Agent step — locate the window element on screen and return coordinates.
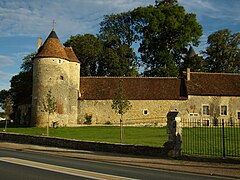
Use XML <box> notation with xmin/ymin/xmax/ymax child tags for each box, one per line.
<box><xmin>143</xmin><ymin>109</ymin><xmax>149</xmax><ymax>115</ymax></box>
<box><xmin>189</xmin><ymin>113</ymin><xmax>199</xmax><ymax>117</ymax></box>
<box><xmin>220</xmin><ymin>105</ymin><xmax>227</xmax><ymax>116</ymax></box>
<box><xmin>58</xmin><ymin>59</ymin><xmax>62</xmax><ymax>64</ymax></box>
<box><xmin>202</xmin><ymin>105</ymin><xmax>210</xmax><ymax>115</ymax></box>
<box><xmin>237</xmin><ymin>111</ymin><xmax>240</xmax><ymax>120</ymax></box>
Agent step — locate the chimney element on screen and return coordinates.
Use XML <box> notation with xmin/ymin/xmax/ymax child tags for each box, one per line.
<box><xmin>37</xmin><ymin>38</ymin><xmax>42</xmax><ymax>50</ymax></box>
<box><xmin>187</xmin><ymin>68</ymin><xmax>190</xmax><ymax>81</ymax></box>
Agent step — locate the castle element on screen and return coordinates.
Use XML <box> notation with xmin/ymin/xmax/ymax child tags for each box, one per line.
<box><xmin>30</xmin><ymin>30</ymin><xmax>240</xmax><ymax>127</ymax></box>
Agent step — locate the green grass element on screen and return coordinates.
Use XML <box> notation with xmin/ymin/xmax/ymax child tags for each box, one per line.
<box><xmin>0</xmin><ymin>125</ymin><xmax>167</xmax><ymax>147</ymax></box>
<box><xmin>183</xmin><ymin>127</ymin><xmax>240</xmax><ymax>157</ymax></box>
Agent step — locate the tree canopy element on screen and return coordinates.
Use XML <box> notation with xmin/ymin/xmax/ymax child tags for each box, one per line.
<box><xmin>132</xmin><ymin>1</ymin><xmax>202</xmax><ymax>76</ymax></box>
<box><xmin>203</xmin><ymin>29</ymin><xmax>240</xmax><ymax>73</ymax></box>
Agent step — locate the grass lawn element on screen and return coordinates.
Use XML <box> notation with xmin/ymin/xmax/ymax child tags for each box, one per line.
<box><xmin>183</xmin><ymin>127</ymin><xmax>240</xmax><ymax>157</ymax></box>
<box><xmin>0</xmin><ymin>124</ymin><xmax>168</xmax><ymax>147</ymax></box>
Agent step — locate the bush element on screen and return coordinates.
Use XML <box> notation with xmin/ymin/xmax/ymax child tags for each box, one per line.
<box><xmin>105</xmin><ymin>121</ymin><xmax>112</xmax><ymax>125</ymax></box>
<box><xmin>84</xmin><ymin>114</ymin><xmax>92</xmax><ymax>125</ymax></box>
<box><xmin>213</xmin><ymin>117</ymin><xmax>218</xmax><ymax>126</ymax></box>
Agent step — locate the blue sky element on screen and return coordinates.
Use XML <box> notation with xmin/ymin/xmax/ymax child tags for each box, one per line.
<box><xmin>0</xmin><ymin>0</ymin><xmax>240</xmax><ymax>91</ymax></box>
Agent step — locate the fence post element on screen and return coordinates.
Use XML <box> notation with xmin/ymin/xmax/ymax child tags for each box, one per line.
<box><xmin>222</xmin><ymin>119</ymin><xmax>226</xmax><ymax>158</ymax></box>
<box><xmin>164</xmin><ymin>111</ymin><xmax>182</xmax><ymax>158</ymax></box>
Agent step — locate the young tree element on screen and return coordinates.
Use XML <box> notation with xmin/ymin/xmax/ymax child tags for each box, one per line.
<box><xmin>42</xmin><ymin>90</ymin><xmax>57</xmax><ymax>136</ymax></box>
<box><xmin>2</xmin><ymin>96</ymin><xmax>13</xmax><ymax>131</ymax></box>
<box><xmin>112</xmin><ymin>82</ymin><xmax>132</xmax><ymax>143</ymax></box>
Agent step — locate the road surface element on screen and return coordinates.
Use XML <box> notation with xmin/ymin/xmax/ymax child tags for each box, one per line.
<box><xmin>0</xmin><ymin>148</ymin><xmax>235</xmax><ymax>180</ymax></box>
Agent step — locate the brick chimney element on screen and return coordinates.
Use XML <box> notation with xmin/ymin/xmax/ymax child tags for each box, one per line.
<box><xmin>37</xmin><ymin>38</ymin><xmax>42</xmax><ymax>49</ymax></box>
<box><xmin>187</xmin><ymin>68</ymin><xmax>190</xmax><ymax>81</ymax></box>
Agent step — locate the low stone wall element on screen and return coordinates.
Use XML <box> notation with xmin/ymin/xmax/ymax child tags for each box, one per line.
<box><xmin>0</xmin><ymin>132</ymin><xmax>166</xmax><ymax>157</ymax></box>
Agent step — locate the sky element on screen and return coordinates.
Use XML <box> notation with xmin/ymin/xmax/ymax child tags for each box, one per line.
<box><xmin>0</xmin><ymin>0</ymin><xmax>240</xmax><ymax>92</ymax></box>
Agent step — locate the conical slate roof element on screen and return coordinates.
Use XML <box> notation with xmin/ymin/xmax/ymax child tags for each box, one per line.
<box><xmin>36</xmin><ymin>30</ymin><xmax>70</xmax><ymax>61</ymax></box>
<box><xmin>188</xmin><ymin>46</ymin><xmax>196</xmax><ymax>57</ymax></box>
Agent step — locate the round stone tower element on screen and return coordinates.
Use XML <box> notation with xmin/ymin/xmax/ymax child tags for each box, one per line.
<box><xmin>31</xmin><ymin>30</ymin><xmax>80</xmax><ymax>127</ymax></box>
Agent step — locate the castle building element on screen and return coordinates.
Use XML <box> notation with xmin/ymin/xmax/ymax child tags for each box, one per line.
<box><xmin>30</xmin><ymin>30</ymin><xmax>240</xmax><ymax>127</ymax></box>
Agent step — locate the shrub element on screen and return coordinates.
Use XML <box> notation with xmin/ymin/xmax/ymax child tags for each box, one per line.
<box><xmin>105</xmin><ymin>121</ymin><xmax>112</xmax><ymax>125</ymax></box>
<box><xmin>84</xmin><ymin>114</ymin><xmax>92</xmax><ymax>125</ymax></box>
<box><xmin>213</xmin><ymin>117</ymin><xmax>218</xmax><ymax>126</ymax></box>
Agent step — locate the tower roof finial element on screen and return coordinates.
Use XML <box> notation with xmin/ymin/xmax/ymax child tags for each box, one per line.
<box><xmin>52</xmin><ymin>19</ymin><xmax>56</xmax><ymax>30</ymax></box>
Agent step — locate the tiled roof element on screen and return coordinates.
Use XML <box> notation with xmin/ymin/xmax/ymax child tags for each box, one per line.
<box><xmin>36</xmin><ymin>30</ymin><xmax>69</xmax><ymax>60</ymax></box>
<box><xmin>80</xmin><ymin>77</ymin><xmax>187</xmax><ymax>100</ymax></box>
<box><xmin>64</xmin><ymin>47</ymin><xmax>80</xmax><ymax>63</ymax></box>
<box><xmin>187</xmin><ymin>72</ymin><xmax>240</xmax><ymax>96</ymax></box>
<box><xmin>36</xmin><ymin>30</ymin><xmax>79</xmax><ymax>63</ymax></box>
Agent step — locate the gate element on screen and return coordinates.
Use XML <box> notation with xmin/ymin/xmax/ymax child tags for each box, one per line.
<box><xmin>182</xmin><ymin>119</ymin><xmax>240</xmax><ymax>158</ymax></box>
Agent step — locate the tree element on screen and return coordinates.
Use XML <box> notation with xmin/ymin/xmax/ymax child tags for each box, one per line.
<box><xmin>182</xmin><ymin>46</ymin><xmax>206</xmax><ymax>72</ymax></box>
<box><xmin>112</xmin><ymin>82</ymin><xmax>132</xmax><ymax>143</ymax></box>
<box><xmin>42</xmin><ymin>90</ymin><xmax>57</xmax><ymax>136</ymax></box>
<box><xmin>0</xmin><ymin>90</ymin><xmax>11</xmax><ymax>108</ymax></box>
<box><xmin>2</xmin><ymin>96</ymin><xmax>13</xmax><ymax>131</ymax></box>
<box><xmin>7</xmin><ymin>52</ymin><xmax>35</xmax><ymax>123</ymax></box>
<box><xmin>203</xmin><ymin>29</ymin><xmax>240</xmax><ymax>73</ymax></box>
<box><xmin>98</xmin><ymin>12</ymin><xmax>139</xmax><ymax>76</ymax></box>
<box><xmin>131</xmin><ymin>1</ymin><xmax>202</xmax><ymax>76</ymax></box>
<box><xmin>64</xmin><ymin>34</ymin><xmax>103</xmax><ymax>76</ymax></box>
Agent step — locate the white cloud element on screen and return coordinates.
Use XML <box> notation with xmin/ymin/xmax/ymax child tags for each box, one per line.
<box><xmin>0</xmin><ymin>0</ymin><xmax>155</xmax><ymax>37</ymax></box>
<box><xmin>0</xmin><ymin>55</ymin><xmax>15</xmax><ymax>68</ymax></box>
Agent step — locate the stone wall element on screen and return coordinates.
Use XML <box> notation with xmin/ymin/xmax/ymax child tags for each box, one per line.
<box><xmin>183</xmin><ymin>96</ymin><xmax>240</xmax><ymax>125</ymax></box>
<box><xmin>78</xmin><ymin>99</ymin><xmax>187</xmax><ymax>126</ymax></box>
<box><xmin>0</xmin><ymin>132</ymin><xmax>166</xmax><ymax>157</ymax></box>
<box><xmin>32</xmin><ymin>57</ymin><xmax>80</xmax><ymax>127</ymax></box>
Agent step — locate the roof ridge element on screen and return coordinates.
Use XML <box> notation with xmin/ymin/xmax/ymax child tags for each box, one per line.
<box><xmin>80</xmin><ymin>76</ymin><xmax>179</xmax><ymax>79</ymax></box>
<box><xmin>191</xmin><ymin>72</ymin><xmax>240</xmax><ymax>76</ymax></box>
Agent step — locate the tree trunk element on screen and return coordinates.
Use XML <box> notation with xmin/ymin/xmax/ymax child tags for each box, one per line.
<box><xmin>4</xmin><ymin>118</ymin><xmax>8</xmax><ymax>132</ymax></box>
<box><xmin>46</xmin><ymin>113</ymin><xmax>50</xmax><ymax>136</ymax></box>
<box><xmin>120</xmin><ymin>115</ymin><xmax>124</xmax><ymax>143</ymax></box>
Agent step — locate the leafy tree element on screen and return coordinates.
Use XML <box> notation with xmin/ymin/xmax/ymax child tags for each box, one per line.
<box><xmin>131</xmin><ymin>1</ymin><xmax>202</xmax><ymax>76</ymax></box>
<box><xmin>0</xmin><ymin>89</ymin><xmax>11</xmax><ymax>108</ymax></box>
<box><xmin>98</xmin><ymin>46</ymin><xmax>138</xmax><ymax>76</ymax></box>
<box><xmin>112</xmin><ymin>82</ymin><xmax>132</xmax><ymax>142</ymax></box>
<box><xmin>64</xmin><ymin>34</ymin><xmax>103</xmax><ymax>76</ymax></box>
<box><xmin>42</xmin><ymin>89</ymin><xmax>57</xmax><ymax>136</ymax></box>
<box><xmin>99</xmin><ymin>12</ymin><xmax>139</xmax><ymax>76</ymax></box>
<box><xmin>182</xmin><ymin>46</ymin><xmax>206</xmax><ymax>72</ymax></box>
<box><xmin>2</xmin><ymin>95</ymin><xmax>13</xmax><ymax>131</ymax></box>
<box><xmin>203</xmin><ymin>29</ymin><xmax>240</xmax><ymax>73</ymax></box>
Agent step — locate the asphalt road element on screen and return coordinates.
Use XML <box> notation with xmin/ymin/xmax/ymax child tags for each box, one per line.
<box><xmin>0</xmin><ymin>148</ymin><xmax>234</xmax><ymax>180</ymax></box>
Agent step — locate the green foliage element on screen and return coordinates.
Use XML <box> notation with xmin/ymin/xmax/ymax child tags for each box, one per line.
<box><xmin>98</xmin><ymin>12</ymin><xmax>139</xmax><ymax>76</ymax></box>
<box><xmin>182</xmin><ymin>47</ymin><xmax>207</xmax><ymax>72</ymax></box>
<box><xmin>203</xmin><ymin>29</ymin><xmax>240</xmax><ymax>73</ymax></box>
<box><xmin>84</xmin><ymin>114</ymin><xmax>92</xmax><ymax>125</ymax></box>
<box><xmin>131</xmin><ymin>2</ymin><xmax>202</xmax><ymax>76</ymax></box>
<box><xmin>64</xmin><ymin>34</ymin><xmax>103</xmax><ymax>76</ymax></box>
<box><xmin>42</xmin><ymin>90</ymin><xmax>57</xmax><ymax>115</ymax></box>
<box><xmin>2</xmin><ymin>95</ymin><xmax>13</xmax><ymax>120</ymax></box>
<box><xmin>112</xmin><ymin>83</ymin><xmax>132</xmax><ymax>116</ymax></box>
<box><xmin>2</xmin><ymin>95</ymin><xmax>14</xmax><ymax>131</ymax></box>
<box><xmin>20</xmin><ymin>53</ymin><xmax>36</xmax><ymax>73</ymax></box>
<box><xmin>0</xmin><ymin>89</ymin><xmax>11</xmax><ymax>108</ymax></box>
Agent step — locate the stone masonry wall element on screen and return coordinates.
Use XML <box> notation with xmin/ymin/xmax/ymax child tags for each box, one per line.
<box><xmin>182</xmin><ymin>95</ymin><xmax>240</xmax><ymax>125</ymax></box>
<box><xmin>78</xmin><ymin>99</ymin><xmax>187</xmax><ymax>126</ymax></box>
